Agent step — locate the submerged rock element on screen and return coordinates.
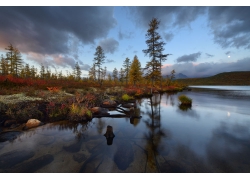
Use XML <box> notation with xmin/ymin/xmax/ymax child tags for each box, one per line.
<box><xmin>159</xmin><ymin>160</ymin><xmax>186</xmax><ymax>173</ymax></box>
<box><xmin>4</xmin><ymin>154</ymin><xmax>54</xmax><ymax>173</ymax></box>
<box><xmin>63</xmin><ymin>139</ymin><xmax>82</xmax><ymax>153</ymax></box>
<box><xmin>0</xmin><ymin>131</ymin><xmax>23</xmax><ymax>142</ymax></box>
<box><xmin>73</xmin><ymin>153</ymin><xmax>87</xmax><ymax>163</ymax></box>
<box><xmin>114</xmin><ymin>140</ymin><xmax>134</xmax><ymax>170</ymax></box>
<box><xmin>0</xmin><ymin>149</ymin><xmax>35</xmax><ymax>169</ymax></box>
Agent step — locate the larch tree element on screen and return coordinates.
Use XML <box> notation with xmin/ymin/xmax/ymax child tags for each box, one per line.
<box><xmin>122</xmin><ymin>57</ymin><xmax>131</xmax><ymax>86</ymax></box>
<box><xmin>93</xmin><ymin>46</ymin><xmax>106</xmax><ymax>84</ymax></box>
<box><xmin>112</xmin><ymin>67</ymin><xmax>118</xmax><ymax>81</ymax></box>
<box><xmin>88</xmin><ymin>63</ymin><xmax>96</xmax><ymax>81</ymax></box>
<box><xmin>129</xmin><ymin>55</ymin><xmax>142</xmax><ymax>86</ymax></box>
<box><xmin>142</xmin><ymin>18</ymin><xmax>166</xmax><ymax>86</ymax></box>
<box><xmin>5</xmin><ymin>43</ymin><xmax>15</xmax><ymax>75</ymax></box>
<box><xmin>40</xmin><ymin>64</ymin><xmax>46</xmax><ymax>79</ymax></box>
<box><xmin>119</xmin><ymin>68</ymin><xmax>125</xmax><ymax>84</ymax></box>
<box><xmin>73</xmin><ymin>62</ymin><xmax>81</xmax><ymax>81</ymax></box>
<box><xmin>13</xmin><ymin>48</ymin><xmax>23</xmax><ymax>76</ymax></box>
<box><xmin>0</xmin><ymin>54</ymin><xmax>8</xmax><ymax>75</ymax></box>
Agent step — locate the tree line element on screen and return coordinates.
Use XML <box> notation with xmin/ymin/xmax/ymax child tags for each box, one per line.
<box><xmin>0</xmin><ymin>18</ymin><xmax>176</xmax><ymax>87</ymax></box>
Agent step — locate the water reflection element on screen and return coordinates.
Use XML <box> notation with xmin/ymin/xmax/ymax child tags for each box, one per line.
<box><xmin>1</xmin><ymin>87</ymin><xmax>250</xmax><ymax>172</ymax></box>
<box><xmin>142</xmin><ymin>93</ymin><xmax>169</xmax><ymax>171</ymax></box>
<box><xmin>206</xmin><ymin>121</ymin><xmax>250</xmax><ymax>172</ymax></box>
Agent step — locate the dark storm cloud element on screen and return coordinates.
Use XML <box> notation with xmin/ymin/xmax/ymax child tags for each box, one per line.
<box><xmin>0</xmin><ymin>6</ymin><xmax>116</xmax><ymax>55</ymax></box>
<box><xmin>206</xmin><ymin>53</ymin><xmax>214</xmax><ymax>58</ymax></box>
<box><xmin>163</xmin><ymin>32</ymin><xmax>174</xmax><ymax>42</ymax></box>
<box><xmin>98</xmin><ymin>38</ymin><xmax>119</xmax><ymax>54</ymax></box>
<box><xmin>129</xmin><ymin>6</ymin><xmax>206</xmax><ymax>29</ymax></box>
<box><xmin>208</xmin><ymin>7</ymin><xmax>250</xmax><ymax>49</ymax></box>
<box><xmin>176</xmin><ymin>52</ymin><xmax>201</xmax><ymax>63</ymax></box>
<box><xmin>162</xmin><ymin>57</ymin><xmax>250</xmax><ymax>78</ymax></box>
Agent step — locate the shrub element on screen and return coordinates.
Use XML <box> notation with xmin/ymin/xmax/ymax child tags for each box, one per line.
<box><xmin>122</xmin><ymin>94</ymin><xmax>133</xmax><ymax>101</ymax></box>
<box><xmin>178</xmin><ymin>95</ymin><xmax>192</xmax><ymax>105</ymax></box>
<box><xmin>69</xmin><ymin>103</ymin><xmax>91</xmax><ymax>121</ymax></box>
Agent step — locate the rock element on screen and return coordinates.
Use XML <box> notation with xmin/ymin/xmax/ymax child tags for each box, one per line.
<box><xmin>0</xmin><ymin>150</ymin><xmax>35</xmax><ymax>169</ymax></box>
<box><xmin>0</xmin><ymin>131</ymin><xmax>23</xmax><ymax>142</ymax></box>
<box><xmin>159</xmin><ymin>160</ymin><xmax>186</xmax><ymax>173</ymax></box>
<box><xmin>24</xmin><ymin>119</ymin><xmax>42</xmax><ymax>130</ymax></box>
<box><xmin>114</xmin><ymin>140</ymin><xmax>134</xmax><ymax>170</ymax></box>
<box><xmin>63</xmin><ymin>139</ymin><xmax>82</xmax><ymax>153</ymax></box>
<box><xmin>4</xmin><ymin>154</ymin><xmax>54</xmax><ymax>173</ymax></box>
<box><xmin>73</xmin><ymin>153</ymin><xmax>87</xmax><ymax>163</ymax></box>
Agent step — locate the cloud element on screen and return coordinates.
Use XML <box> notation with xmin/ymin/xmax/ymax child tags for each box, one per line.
<box><xmin>163</xmin><ymin>32</ymin><xmax>174</xmax><ymax>42</ymax></box>
<box><xmin>205</xmin><ymin>53</ymin><xmax>214</xmax><ymax>58</ymax></box>
<box><xmin>208</xmin><ymin>7</ymin><xmax>250</xmax><ymax>49</ymax></box>
<box><xmin>106</xmin><ymin>59</ymin><xmax>115</xmax><ymax>63</ymax></box>
<box><xmin>128</xmin><ymin>6</ymin><xmax>206</xmax><ymax>30</ymax></box>
<box><xmin>130</xmin><ymin>7</ymin><xmax>250</xmax><ymax>50</ymax></box>
<box><xmin>98</xmin><ymin>38</ymin><xmax>119</xmax><ymax>54</ymax></box>
<box><xmin>81</xmin><ymin>64</ymin><xmax>91</xmax><ymax>71</ymax></box>
<box><xmin>162</xmin><ymin>57</ymin><xmax>250</xmax><ymax>78</ymax></box>
<box><xmin>225</xmin><ymin>51</ymin><xmax>231</xmax><ymax>55</ymax></box>
<box><xmin>27</xmin><ymin>52</ymin><xmax>75</xmax><ymax>68</ymax></box>
<box><xmin>176</xmin><ymin>52</ymin><xmax>201</xmax><ymax>63</ymax></box>
<box><xmin>0</xmin><ymin>7</ymin><xmax>116</xmax><ymax>55</ymax></box>
<box><xmin>133</xmin><ymin>50</ymin><xmax>138</xmax><ymax>54</ymax></box>
<box><xmin>118</xmin><ymin>29</ymin><xmax>133</xmax><ymax>40</ymax></box>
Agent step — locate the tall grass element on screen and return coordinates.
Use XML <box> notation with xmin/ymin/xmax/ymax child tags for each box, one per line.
<box><xmin>178</xmin><ymin>95</ymin><xmax>192</xmax><ymax>105</ymax></box>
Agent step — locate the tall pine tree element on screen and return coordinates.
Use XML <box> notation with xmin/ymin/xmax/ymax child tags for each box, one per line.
<box><xmin>143</xmin><ymin>18</ymin><xmax>165</xmax><ymax>86</ymax></box>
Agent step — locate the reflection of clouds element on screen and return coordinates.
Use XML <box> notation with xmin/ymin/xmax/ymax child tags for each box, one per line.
<box><xmin>206</xmin><ymin>121</ymin><xmax>250</xmax><ymax>172</ymax></box>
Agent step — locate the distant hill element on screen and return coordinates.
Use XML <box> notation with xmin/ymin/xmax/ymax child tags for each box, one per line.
<box><xmin>175</xmin><ymin>71</ymin><xmax>250</xmax><ymax>85</ymax></box>
<box><xmin>175</xmin><ymin>73</ymin><xmax>188</xmax><ymax>79</ymax></box>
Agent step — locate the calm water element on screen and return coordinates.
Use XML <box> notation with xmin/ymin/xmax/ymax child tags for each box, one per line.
<box><xmin>1</xmin><ymin>86</ymin><xmax>250</xmax><ymax>173</ymax></box>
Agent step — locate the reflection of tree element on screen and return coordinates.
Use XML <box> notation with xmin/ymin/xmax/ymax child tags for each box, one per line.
<box><xmin>46</xmin><ymin>121</ymin><xmax>94</xmax><ymax>139</ymax></box>
<box><xmin>166</xmin><ymin>92</ymin><xmax>177</xmax><ymax>106</ymax></box>
<box><xmin>143</xmin><ymin>93</ymin><xmax>168</xmax><ymax>171</ymax></box>
<box><xmin>96</xmin><ymin>118</ymin><xmax>105</xmax><ymax>135</ymax></box>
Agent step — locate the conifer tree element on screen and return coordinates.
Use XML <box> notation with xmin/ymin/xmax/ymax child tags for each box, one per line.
<box><xmin>143</xmin><ymin>18</ymin><xmax>165</xmax><ymax>86</ymax></box>
<box><xmin>122</xmin><ymin>57</ymin><xmax>131</xmax><ymax>86</ymax></box>
<box><xmin>13</xmin><ymin>48</ymin><xmax>23</xmax><ymax>76</ymax></box>
<box><xmin>129</xmin><ymin>55</ymin><xmax>142</xmax><ymax>86</ymax></box>
<box><xmin>93</xmin><ymin>46</ymin><xmax>106</xmax><ymax>84</ymax></box>
<box><xmin>73</xmin><ymin>62</ymin><xmax>81</xmax><ymax>81</ymax></box>
<box><xmin>0</xmin><ymin>54</ymin><xmax>8</xmax><ymax>75</ymax></box>
<box><xmin>112</xmin><ymin>67</ymin><xmax>118</xmax><ymax>81</ymax></box>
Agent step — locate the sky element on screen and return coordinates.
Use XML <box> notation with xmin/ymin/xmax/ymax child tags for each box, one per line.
<box><xmin>0</xmin><ymin>2</ymin><xmax>250</xmax><ymax>78</ymax></box>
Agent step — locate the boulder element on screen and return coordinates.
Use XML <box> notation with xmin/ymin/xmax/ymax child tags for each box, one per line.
<box><xmin>24</xmin><ymin>119</ymin><xmax>42</xmax><ymax>130</ymax></box>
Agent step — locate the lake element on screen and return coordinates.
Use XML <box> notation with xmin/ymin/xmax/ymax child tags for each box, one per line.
<box><xmin>1</xmin><ymin>86</ymin><xmax>250</xmax><ymax>173</ymax></box>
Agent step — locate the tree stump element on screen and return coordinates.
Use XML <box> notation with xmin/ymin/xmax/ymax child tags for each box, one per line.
<box><xmin>103</xmin><ymin>125</ymin><xmax>115</xmax><ymax>145</ymax></box>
